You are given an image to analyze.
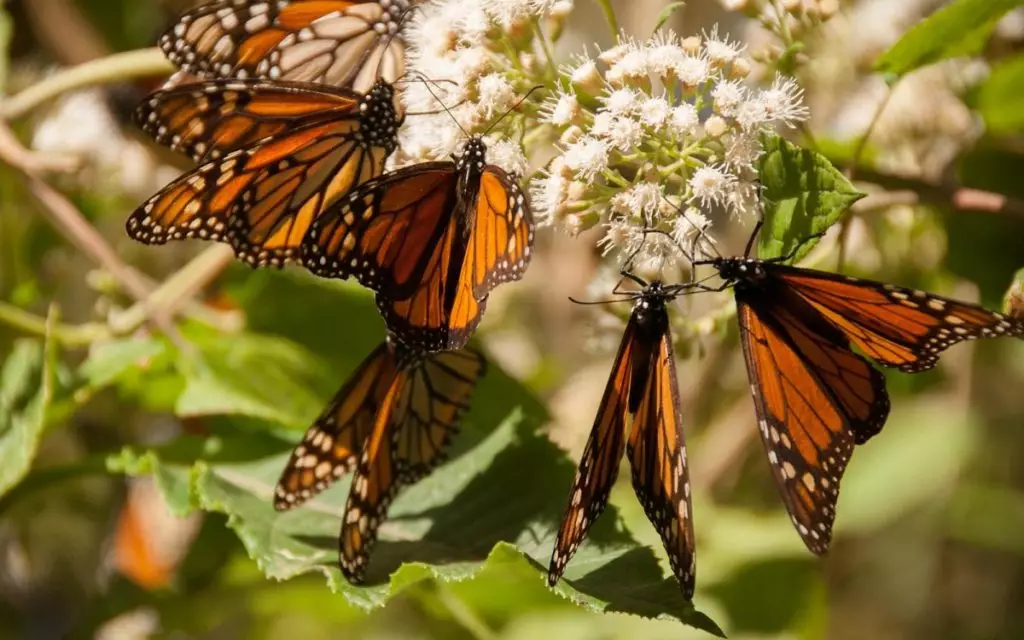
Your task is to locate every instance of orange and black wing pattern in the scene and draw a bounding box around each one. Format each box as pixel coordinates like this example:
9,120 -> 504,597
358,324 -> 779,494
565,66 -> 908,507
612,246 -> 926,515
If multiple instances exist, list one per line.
736,284 -> 890,554
339,347 -> 485,583
274,342 -> 397,511
550,286 -> 695,597
134,79 -> 362,162
466,166 -> 535,299
159,0 -> 411,93
767,263 -> 1024,373
626,318 -> 696,597
127,80 -> 398,267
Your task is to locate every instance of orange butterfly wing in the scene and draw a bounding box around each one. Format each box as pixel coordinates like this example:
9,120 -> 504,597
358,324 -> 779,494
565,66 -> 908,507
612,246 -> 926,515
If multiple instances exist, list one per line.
160,0 -> 410,93
467,168 -> 535,299
737,286 -> 889,554
274,342 -> 397,510
769,264 -> 1024,372
626,323 -> 696,598
550,296 -> 695,597
134,79 -> 362,162
338,348 -> 485,582
128,81 -> 397,267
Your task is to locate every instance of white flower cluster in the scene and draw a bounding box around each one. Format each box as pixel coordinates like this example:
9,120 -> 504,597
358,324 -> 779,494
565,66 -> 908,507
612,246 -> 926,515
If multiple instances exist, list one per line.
531,28 -> 809,270
395,0 -> 572,174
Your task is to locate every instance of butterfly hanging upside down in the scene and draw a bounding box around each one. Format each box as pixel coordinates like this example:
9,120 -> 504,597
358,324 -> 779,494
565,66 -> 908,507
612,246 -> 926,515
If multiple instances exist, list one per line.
301,135 -> 536,353
126,77 -> 401,267
685,218 -> 1024,556
549,275 -> 697,598
159,0 -> 416,94
274,337 -> 486,583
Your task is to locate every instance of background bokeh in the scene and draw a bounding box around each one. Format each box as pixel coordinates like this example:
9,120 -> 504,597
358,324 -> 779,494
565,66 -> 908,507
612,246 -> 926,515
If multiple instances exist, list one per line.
2,0 -> 1024,638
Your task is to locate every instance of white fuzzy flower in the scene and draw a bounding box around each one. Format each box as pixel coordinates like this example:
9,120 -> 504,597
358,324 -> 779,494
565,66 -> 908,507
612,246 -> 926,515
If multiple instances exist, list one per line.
712,80 -> 747,117
598,42 -> 632,65
542,91 -> 580,126
484,0 -> 531,27
633,232 -> 680,274
597,218 -> 634,256
455,46 -> 492,81
725,180 -> 761,219
569,57 -> 603,94
476,73 -> 516,118
484,137 -> 528,176
688,164 -> 736,208
608,49 -> 649,85
703,26 -> 745,65
668,103 -> 699,137
563,136 -> 610,180
673,53 -> 712,87
604,116 -> 644,151
639,97 -> 671,128
735,99 -> 770,131
610,182 -> 661,220
602,87 -> 642,115
760,75 -> 811,128
531,170 -> 569,224
645,30 -> 685,76
672,209 -> 715,259
723,131 -> 763,171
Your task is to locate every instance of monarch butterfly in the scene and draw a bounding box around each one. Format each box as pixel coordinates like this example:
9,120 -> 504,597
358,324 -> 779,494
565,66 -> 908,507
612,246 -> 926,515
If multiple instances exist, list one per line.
127,78 -> 400,267
159,0 -> 415,94
548,276 -> 696,598
302,135 -> 535,352
273,339 -> 485,583
689,221 -> 1024,555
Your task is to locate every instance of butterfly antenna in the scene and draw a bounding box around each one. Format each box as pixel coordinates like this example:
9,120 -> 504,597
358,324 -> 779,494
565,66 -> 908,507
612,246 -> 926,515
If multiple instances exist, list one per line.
742,181 -> 769,259
483,85 -> 544,136
417,73 -> 471,139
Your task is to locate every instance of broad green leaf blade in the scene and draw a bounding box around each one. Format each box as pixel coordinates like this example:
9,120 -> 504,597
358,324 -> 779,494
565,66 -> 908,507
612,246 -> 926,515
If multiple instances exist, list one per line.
78,337 -> 166,389
107,353 -> 721,633
175,329 -> 333,429
977,55 -> 1024,134
0,310 -> 56,497
757,134 -> 864,262
874,0 -> 1023,77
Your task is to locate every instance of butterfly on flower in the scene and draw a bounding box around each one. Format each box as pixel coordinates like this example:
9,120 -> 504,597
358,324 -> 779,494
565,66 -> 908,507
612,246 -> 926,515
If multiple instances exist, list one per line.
127,78 -> 400,267
159,0 -> 416,94
682,215 -> 1024,555
273,338 -> 485,583
549,274 -> 696,598
301,135 -> 535,352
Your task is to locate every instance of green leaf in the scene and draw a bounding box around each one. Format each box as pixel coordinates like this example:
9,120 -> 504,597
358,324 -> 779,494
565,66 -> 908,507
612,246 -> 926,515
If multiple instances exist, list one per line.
652,2 -> 685,33
78,337 -> 166,389
106,361 -> 720,633
874,0 -> 1023,77
0,310 -> 56,498
976,55 -> 1024,134
175,329 -> 334,429
757,134 -> 865,262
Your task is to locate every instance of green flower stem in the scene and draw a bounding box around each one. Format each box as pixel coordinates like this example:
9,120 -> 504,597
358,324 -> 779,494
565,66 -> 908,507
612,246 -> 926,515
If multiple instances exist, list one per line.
531,18 -> 559,80
0,301 -> 107,346
595,0 -> 620,41
1,48 -> 174,120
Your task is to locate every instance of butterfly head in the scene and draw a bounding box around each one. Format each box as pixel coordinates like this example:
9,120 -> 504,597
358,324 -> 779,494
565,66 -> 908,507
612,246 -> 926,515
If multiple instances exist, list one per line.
710,257 -> 767,289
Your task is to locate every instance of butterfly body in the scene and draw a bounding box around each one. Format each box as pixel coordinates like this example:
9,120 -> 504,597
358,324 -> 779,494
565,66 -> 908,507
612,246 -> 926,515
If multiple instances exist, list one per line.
303,136 -> 534,352
129,78 -> 400,267
550,280 -> 696,598
699,254 -> 1024,554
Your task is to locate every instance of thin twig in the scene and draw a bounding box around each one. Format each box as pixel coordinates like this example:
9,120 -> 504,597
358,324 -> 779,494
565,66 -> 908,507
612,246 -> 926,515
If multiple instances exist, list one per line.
1,48 -> 173,120
0,301 -> 107,346
852,167 -> 1024,219
0,121 -> 185,346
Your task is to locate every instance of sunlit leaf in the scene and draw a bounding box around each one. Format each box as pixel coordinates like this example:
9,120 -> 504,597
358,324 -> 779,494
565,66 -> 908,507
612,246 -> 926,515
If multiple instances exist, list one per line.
652,2 -> 685,33
757,134 -> 864,262
79,337 -> 166,389
874,0 -> 1023,77
0,310 -> 56,497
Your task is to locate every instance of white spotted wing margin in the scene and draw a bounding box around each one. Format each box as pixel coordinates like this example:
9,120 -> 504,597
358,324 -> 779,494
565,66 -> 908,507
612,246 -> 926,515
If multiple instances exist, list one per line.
626,324 -> 696,599
548,300 -> 696,599
338,347 -> 485,584
735,287 -> 890,556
